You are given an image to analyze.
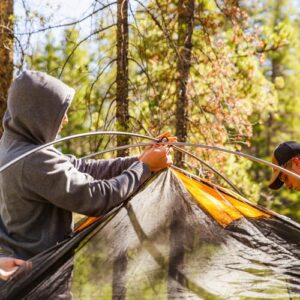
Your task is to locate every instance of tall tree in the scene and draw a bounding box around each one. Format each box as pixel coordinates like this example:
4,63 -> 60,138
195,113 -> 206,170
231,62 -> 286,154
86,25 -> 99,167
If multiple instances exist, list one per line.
113,3 -> 130,296
0,0 -> 13,136
260,0 -> 285,159
116,0 -> 129,156
174,0 -> 195,167
169,3 -> 194,295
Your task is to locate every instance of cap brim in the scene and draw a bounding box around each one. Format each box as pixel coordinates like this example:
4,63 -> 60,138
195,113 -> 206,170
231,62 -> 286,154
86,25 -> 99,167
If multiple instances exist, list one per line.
268,169 -> 284,190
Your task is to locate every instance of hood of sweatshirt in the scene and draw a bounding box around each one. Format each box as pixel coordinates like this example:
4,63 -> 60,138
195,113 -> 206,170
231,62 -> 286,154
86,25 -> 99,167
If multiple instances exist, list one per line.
3,70 -> 75,145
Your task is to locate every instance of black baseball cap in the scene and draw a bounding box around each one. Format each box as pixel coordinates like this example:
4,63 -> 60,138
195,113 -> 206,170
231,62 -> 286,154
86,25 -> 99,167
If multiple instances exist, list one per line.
269,141 -> 300,189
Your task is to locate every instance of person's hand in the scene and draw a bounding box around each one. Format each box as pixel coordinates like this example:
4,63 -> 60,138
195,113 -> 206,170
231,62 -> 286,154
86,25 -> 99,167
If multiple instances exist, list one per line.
156,132 -> 177,144
139,145 -> 173,172
139,131 -> 176,172
0,257 -> 31,281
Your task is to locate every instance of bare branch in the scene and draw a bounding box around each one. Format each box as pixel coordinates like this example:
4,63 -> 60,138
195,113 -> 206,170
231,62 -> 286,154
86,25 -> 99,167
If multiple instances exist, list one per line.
17,2 -> 117,35
58,23 -> 116,78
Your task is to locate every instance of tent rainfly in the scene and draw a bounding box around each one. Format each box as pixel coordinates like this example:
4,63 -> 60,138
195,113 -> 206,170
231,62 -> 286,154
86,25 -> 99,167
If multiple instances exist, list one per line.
1,167 -> 300,300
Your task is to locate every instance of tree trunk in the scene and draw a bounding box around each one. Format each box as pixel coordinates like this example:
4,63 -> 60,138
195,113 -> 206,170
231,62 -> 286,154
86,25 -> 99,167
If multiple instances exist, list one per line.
116,0 -> 129,157
174,0 -> 195,167
265,0 -> 283,157
0,0 -> 14,137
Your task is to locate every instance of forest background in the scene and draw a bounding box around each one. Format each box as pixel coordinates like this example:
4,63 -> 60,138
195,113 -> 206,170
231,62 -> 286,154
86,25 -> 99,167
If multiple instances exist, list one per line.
1,0 -> 300,220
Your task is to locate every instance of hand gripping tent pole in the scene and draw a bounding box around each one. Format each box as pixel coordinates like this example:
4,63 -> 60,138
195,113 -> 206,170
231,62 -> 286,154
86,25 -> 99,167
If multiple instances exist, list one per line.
83,143 -> 244,196
1,131 -> 300,189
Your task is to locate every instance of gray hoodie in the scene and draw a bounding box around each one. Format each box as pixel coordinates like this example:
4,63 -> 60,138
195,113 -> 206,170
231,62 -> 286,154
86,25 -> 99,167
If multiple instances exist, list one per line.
0,71 -> 151,259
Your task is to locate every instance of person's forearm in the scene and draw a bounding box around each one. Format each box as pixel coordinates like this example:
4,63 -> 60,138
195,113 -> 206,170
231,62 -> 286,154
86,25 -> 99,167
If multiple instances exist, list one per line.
67,155 -> 139,179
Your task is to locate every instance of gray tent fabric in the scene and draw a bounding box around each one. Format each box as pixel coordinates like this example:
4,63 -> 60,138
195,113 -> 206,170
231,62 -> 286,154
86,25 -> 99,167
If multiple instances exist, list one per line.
1,169 -> 300,299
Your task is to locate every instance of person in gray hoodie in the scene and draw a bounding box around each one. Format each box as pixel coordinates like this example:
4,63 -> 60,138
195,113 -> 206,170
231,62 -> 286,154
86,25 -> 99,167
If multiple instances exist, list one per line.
0,71 -> 173,278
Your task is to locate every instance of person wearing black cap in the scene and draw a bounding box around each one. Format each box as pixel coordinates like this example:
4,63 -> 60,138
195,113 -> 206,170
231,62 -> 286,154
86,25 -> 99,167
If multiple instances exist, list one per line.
269,141 -> 300,190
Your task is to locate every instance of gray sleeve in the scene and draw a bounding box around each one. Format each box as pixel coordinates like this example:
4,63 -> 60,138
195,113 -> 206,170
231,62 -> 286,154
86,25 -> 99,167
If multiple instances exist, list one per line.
66,155 -> 139,179
23,150 -> 151,216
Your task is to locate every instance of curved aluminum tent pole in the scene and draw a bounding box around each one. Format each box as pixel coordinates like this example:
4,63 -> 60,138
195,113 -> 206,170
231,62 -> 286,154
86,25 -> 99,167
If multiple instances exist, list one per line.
83,143 -> 244,196
82,137 -> 300,183
161,142 -> 300,181
0,131 -> 157,173
82,142 -> 152,159
1,131 -> 299,185
173,146 -> 245,196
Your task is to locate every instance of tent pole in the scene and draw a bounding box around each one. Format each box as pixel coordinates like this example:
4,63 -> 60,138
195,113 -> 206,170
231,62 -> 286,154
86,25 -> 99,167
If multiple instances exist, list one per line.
84,143 -> 244,196
2,131 -> 299,184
